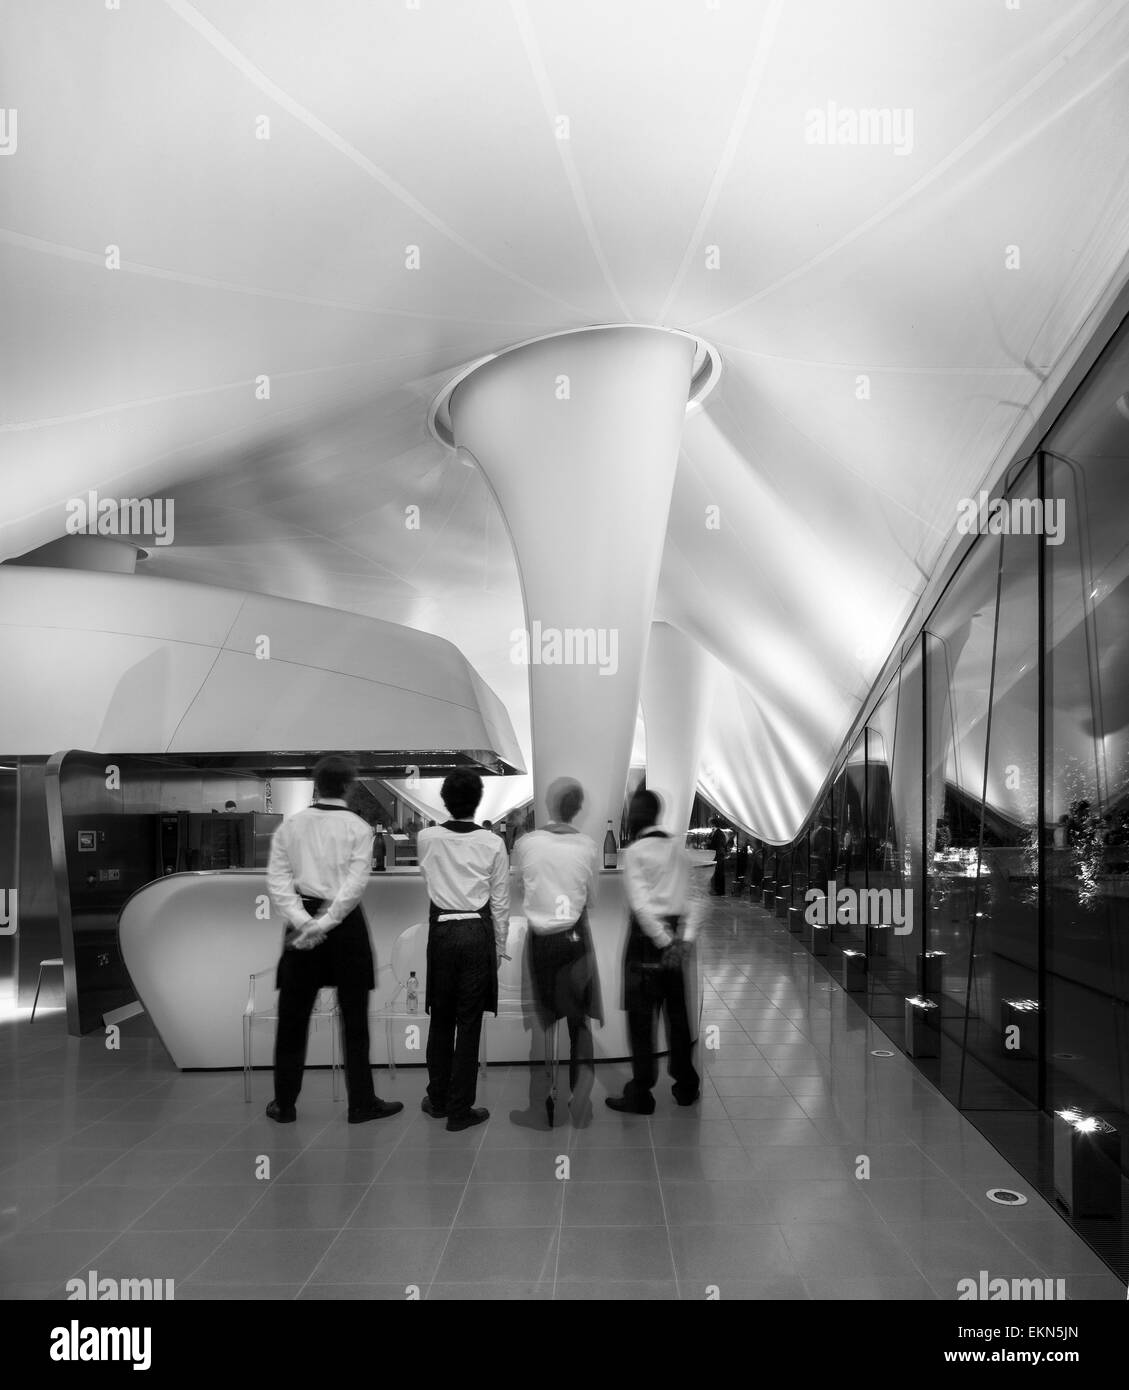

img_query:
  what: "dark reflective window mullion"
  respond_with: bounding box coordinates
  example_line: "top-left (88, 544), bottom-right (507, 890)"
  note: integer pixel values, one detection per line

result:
top-left (956, 526), bottom-right (1007, 1111)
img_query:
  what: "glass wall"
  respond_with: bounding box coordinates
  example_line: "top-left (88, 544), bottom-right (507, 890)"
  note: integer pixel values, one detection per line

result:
top-left (0, 761), bottom-right (17, 1000)
top-left (762, 309), bottom-right (1129, 1270)
top-left (1044, 439), bottom-right (1129, 1132)
top-left (924, 458), bottom-right (1040, 1109)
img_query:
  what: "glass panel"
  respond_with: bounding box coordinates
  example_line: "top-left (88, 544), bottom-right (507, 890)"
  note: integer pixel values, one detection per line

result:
top-left (859, 647), bottom-right (924, 1023)
top-left (925, 460), bottom-right (1040, 1108)
top-left (0, 761), bottom-right (16, 999)
top-left (836, 734), bottom-right (866, 894)
top-left (809, 788), bottom-right (835, 898)
top-left (791, 828), bottom-right (810, 906)
top-left (866, 684), bottom-right (898, 890)
top-left (1045, 445), bottom-right (1129, 1142)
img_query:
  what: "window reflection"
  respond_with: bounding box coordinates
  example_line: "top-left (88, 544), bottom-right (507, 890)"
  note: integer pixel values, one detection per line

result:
top-left (772, 311), bottom-right (1129, 1263)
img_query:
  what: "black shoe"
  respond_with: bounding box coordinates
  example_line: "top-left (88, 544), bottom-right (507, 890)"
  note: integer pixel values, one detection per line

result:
top-left (421, 1097), bottom-right (448, 1119)
top-left (266, 1100), bottom-right (296, 1123)
top-left (347, 1099), bottom-right (404, 1124)
top-left (672, 1086), bottom-right (701, 1107)
top-left (605, 1094), bottom-right (655, 1116)
top-left (446, 1107), bottom-right (489, 1132)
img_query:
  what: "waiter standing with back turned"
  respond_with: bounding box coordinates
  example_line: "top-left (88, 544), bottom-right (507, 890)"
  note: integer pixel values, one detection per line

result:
top-left (607, 788), bottom-right (701, 1114)
top-left (266, 755), bottom-right (403, 1125)
top-left (417, 769), bottom-right (510, 1132)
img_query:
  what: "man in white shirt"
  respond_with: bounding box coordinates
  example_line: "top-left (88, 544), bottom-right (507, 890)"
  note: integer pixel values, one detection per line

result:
top-left (607, 788), bottom-right (700, 1114)
top-left (266, 755), bottom-right (404, 1126)
top-left (511, 777), bottom-right (603, 1124)
top-left (417, 769), bottom-right (510, 1132)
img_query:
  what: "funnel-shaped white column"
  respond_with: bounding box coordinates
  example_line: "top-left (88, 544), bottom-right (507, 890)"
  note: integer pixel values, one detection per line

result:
top-left (450, 327), bottom-right (694, 839)
top-left (642, 622), bottom-right (715, 834)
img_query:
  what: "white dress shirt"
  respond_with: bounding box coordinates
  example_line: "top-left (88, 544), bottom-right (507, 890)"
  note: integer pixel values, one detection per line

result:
top-left (622, 828), bottom-right (697, 948)
top-left (417, 823), bottom-right (510, 951)
top-left (511, 825), bottom-right (599, 934)
top-left (267, 799), bottom-right (373, 931)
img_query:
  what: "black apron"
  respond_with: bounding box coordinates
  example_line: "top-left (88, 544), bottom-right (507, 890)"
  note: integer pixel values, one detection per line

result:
top-left (525, 823), bottom-right (605, 1027)
top-left (529, 906), bottom-right (605, 1028)
top-left (423, 820), bottom-right (499, 1017)
top-left (276, 805), bottom-right (375, 992)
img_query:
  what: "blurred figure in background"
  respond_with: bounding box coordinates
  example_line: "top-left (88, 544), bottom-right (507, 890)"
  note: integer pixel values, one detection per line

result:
top-left (810, 817), bottom-right (832, 889)
top-left (417, 771), bottom-right (510, 1132)
top-left (607, 789), bottom-right (700, 1114)
top-left (511, 777), bottom-right (603, 1125)
top-left (708, 816), bottom-right (727, 896)
top-left (733, 836), bottom-right (750, 896)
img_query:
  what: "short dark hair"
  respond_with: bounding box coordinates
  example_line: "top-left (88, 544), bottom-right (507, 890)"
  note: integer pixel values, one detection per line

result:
top-left (628, 789), bottom-right (661, 834)
top-left (558, 784), bottom-right (584, 824)
top-left (441, 769), bottom-right (483, 820)
top-left (313, 754), bottom-right (356, 800)
top-left (546, 776), bottom-right (584, 825)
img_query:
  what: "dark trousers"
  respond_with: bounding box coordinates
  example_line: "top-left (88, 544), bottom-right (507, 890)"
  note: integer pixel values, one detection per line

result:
top-left (562, 1016), bottom-right (593, 1092)
top-left (624, 922), bottom-right (699, 1102)
top-left (274, 976), bottom-right (375, 1110)
top-left (426, 919), bottom-right (491, 1119)
top-left (273, 899), bottom-right (376, 1111)
top-left (711, 858), bottom-right (726, 894)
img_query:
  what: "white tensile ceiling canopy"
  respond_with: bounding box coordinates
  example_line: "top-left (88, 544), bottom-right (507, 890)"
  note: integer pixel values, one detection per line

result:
top-left (2, 0), bottom-right (1129, 841)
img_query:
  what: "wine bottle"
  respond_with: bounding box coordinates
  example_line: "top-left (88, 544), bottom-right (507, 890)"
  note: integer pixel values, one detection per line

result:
top-left (603, 820), bottom-right (617, 870)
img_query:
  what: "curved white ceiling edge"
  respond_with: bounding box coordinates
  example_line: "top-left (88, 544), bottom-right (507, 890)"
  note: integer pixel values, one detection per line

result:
top-left (0, 566), bottom-right (523, 766)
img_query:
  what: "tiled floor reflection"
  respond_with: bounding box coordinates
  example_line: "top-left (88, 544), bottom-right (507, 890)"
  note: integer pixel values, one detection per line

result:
top-left (1, 891), bottom-right (1125, 1300)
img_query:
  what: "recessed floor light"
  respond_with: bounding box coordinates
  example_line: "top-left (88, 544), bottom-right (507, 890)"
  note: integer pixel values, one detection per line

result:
top-left (986, 1188), bottom-right (1028, 1206)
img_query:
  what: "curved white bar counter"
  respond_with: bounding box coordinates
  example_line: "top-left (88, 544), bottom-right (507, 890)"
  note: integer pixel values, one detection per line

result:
top-left (119, 868), bottom-right (700, 1069)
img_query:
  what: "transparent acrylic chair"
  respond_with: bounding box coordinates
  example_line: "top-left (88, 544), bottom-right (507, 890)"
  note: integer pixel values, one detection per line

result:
top-left (243, 966), bottom-right (341, 1102)
top-left (371, 921), bottom-right (427, 1074)
top-left (376, 919), bottom-right (521, 1074)
top-left (481, 916), bottom-right (527, 1072)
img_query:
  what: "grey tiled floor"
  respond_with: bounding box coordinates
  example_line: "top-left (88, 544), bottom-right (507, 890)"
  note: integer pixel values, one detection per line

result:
top-left (1, 893), bottom-right (1125, 1300)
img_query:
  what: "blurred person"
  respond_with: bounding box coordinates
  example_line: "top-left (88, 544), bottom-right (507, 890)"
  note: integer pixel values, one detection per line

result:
top-left (708, 816), bottom-right (727, 895)
top-left (607, 789), bottom-right (700, 1114)
top-left (266, 755), bottom-right (403, 1125)
top-left (511, 777), bottom-right (603, 1125)
top-left (417, 771), bottom-right (510, 1131)
top-left (810, 818), bottom-right (832, 889)
top-left (840, 817), bottom-right (855, 885)
top-left (750, 840), bottom-right (764, 890)
top-left (733, 836), bottom-right (749, 896)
